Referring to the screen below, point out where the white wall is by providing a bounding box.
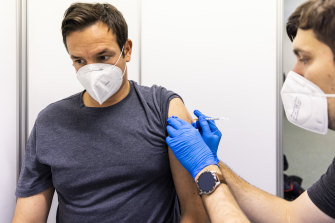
[142,0,278,194]
[0,0,18,222]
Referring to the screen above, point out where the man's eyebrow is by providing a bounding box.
[96,49,115,56]
[70,55,81,59]
[70,49,116,59]
[293,48,310,56]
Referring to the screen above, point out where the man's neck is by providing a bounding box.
[82,78,131,108]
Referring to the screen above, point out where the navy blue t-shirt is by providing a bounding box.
[308,157,335,219]
[16,81,181,223]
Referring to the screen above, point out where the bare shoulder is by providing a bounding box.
[168,97,192,123]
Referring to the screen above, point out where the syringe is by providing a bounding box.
[193,117,230,121]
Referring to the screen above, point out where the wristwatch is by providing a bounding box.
[196,171,225,195]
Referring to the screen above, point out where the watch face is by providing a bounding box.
[198,171,216,193]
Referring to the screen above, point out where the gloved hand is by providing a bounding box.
[192,110,222,163]
[166,116,219,180]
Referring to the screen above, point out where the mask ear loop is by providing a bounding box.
[114,46,124,67]
[287,92,335,97]
[113,46,127,80]
[116,46,127,80]
[121,65,127,78]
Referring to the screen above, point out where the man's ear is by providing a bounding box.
[124,39,132,62]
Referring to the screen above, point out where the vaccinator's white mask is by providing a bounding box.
[76,47,126,105]
[281,71,335,135]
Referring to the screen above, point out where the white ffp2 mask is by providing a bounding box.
[281,71,335,135]
[76,47,126,105]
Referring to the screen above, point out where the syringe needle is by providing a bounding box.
[193,117,230,121]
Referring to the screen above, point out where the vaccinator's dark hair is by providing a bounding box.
[286,0,335,57]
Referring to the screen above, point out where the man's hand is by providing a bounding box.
[192,110,222,163]
[166,116,218,179]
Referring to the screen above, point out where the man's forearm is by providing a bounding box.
[202,183,250,223]
[179,212,209,223]
[12,188,54,223]
[218,161,291,222]
[196,165,249,223]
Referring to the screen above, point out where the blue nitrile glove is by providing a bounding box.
[166,116,219,180]
[192,110,222,163]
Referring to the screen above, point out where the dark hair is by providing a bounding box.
[61,3,128,53]
[286,0,335,57]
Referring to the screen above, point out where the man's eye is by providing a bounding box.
[75,59,84,64]
[99,55,110,61]
[299,58,309,64]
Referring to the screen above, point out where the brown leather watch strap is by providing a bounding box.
[215,172,226,184]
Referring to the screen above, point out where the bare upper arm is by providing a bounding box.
[289,191,335,223]
[167,97,208,222]
[12,187,55,223]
